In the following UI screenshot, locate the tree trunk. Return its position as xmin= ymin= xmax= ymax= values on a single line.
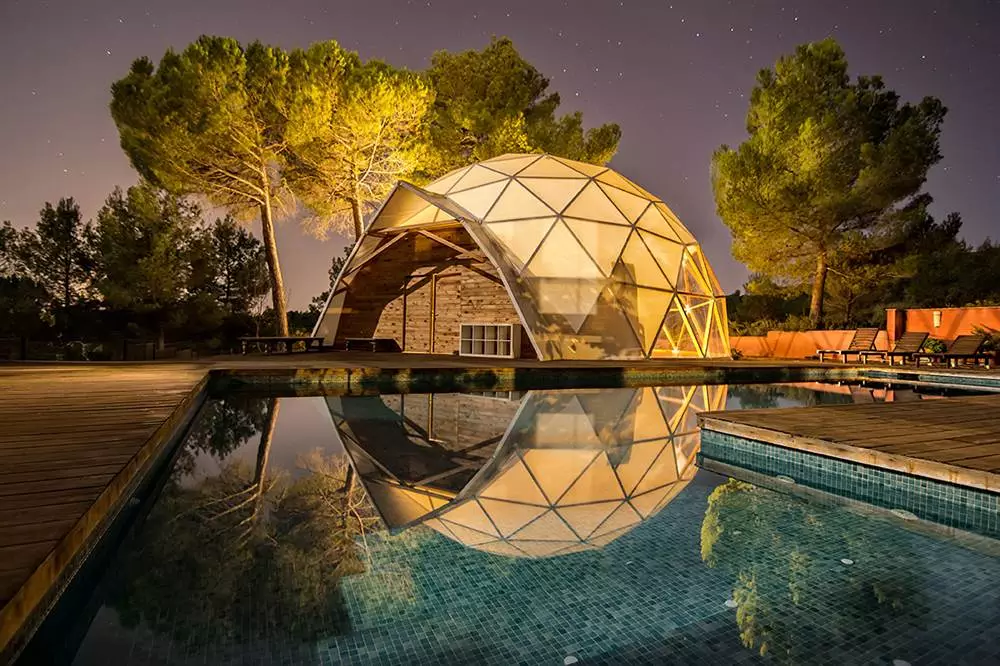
xmin=157 ymin=323 xmax=165 ymax=352
xmin=258 ymin=198 xmax=289 ymax=336
xmin=809 ymin=251 xmax=828 ymax=329
xmin=250 ymin=397 xmax=279 ymax=523
xmin=351 ymin=180 xmax=365 ymax=240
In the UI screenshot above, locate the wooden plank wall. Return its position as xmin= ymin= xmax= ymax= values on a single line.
xmin=337 ymin=227 xmax=534 ymax=358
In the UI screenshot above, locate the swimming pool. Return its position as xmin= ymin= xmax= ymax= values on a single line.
xmin=22 ymin=383 xmax=1000 ymax=665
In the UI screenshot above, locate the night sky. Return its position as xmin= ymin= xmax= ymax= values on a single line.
xmin=2 ymin=0 xmax=998 ymax=308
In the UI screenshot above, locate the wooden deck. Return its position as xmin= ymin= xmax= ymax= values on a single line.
xmin=700 ymin=393 xmax=1000 ymax=493
xmin=0 ymin=365 xmax=206 ymax=659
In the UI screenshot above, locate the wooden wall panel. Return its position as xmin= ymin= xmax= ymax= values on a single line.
xmin=336 ymin=226 xmax=536 ymax=359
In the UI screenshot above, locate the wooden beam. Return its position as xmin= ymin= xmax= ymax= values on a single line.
xmin=417 ymin=229 xmax=485 ymax=261
xmin=343 ymin=231 xmax=411 ymax=278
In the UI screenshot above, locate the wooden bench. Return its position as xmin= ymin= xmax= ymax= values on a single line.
xmin=344 ymin=337 xmax=401 ymax=352
xmin=239 ymin=336 xmax=324 ymax=355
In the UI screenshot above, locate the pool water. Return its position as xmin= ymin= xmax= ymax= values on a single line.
xmin=26 ymin=383 xmax=1000 ymax=665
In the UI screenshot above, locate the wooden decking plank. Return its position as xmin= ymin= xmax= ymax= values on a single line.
xmin=701 ymin=392 xmax=1000 ymax=494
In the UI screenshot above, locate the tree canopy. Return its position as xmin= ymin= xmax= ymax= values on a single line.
xmin=712 ymin=38 xmax=947 ymax=326
xmin=427 ymin=37 xmax=622 ymax=171
xmin=110 ymin=36 xmax=296 ymax=335
xmin=286 ymin=54 xmax=433 ymax=239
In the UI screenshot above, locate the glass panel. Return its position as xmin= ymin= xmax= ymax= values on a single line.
xmin=595 ymin=169 xmax=657 ymax=199
xmin=552 ymin=155 xmax=608 ymax=177
xmin=636 ymin=287 xmax=674 ymax=355
xmin=518 ymin=177 xmax=588 ymax=214
xmin=511 ymin=510 xmax=578 ymax=541
xmin=639 ymin=231 xmax=684 ymax=289
xmin=520 ymin=449 xmax=597 ymax=501
xmin=632 ymin=444 xmax=679 ymax=494
xmin=563 ymin=181 xmax=629 ymax=225
xmin=614 ymin=438 xmax=666 ymax=494
xmin=679 ymin=254 xmax=713 ymax=295
xmin=524 ymin=221 xmax=603 ymax=279
xmin=484 ymin=217 xmax=557 ymax=272
xmin=563 ymin=218 xmax=631 ymax=277
xmin=516 ymin=157 xmax=587 ymax=179
xmin=484 ymin=179 xmax=557 ymax=221
xmin=442 ymin=499 xmax=499 ymax=536
xmin=483 ymin=154 xmax=544 ymax=176
xmin=616 ymin=232 xmax=672 ymax=289
xmin=447 ymin=179 xmax=508 ymax=219
xmin=555 ymin=501 xmax=620 ymax=538
xmin=706 ymin=298 xmax=731 ymax=357
xmin=569 ymin=285 xmax=643 ymax=359
xmin=437 ymin=519 xmax=497 ymax=546
xmin=630 ymin=387 xmax=670 ymax=442
xmin=654 ymin=202 xmax=696 ymax=243
xmin=590 ymin=502 xmax=641 ymax=538
xmin=314 ymin=289 xmax=346 ymax=340
xmin=630 ymin=484 xmax=675 ymax=517
xmin=673 ymin=433 xmax=700 ymax=476
xmin=557 ymin=456 xmax=625 ymax=505
xmin=657 ymin=299 xmax=701 ymax=356
xmin=450 ymin=165 xmax=510 ymax=192
xmin=424 ymin=165 xmax=470 ymax=194
xmin=480 ymin=460 xmax=549 ymax=504
xmin=478 ymin=498 xmax=548 ymax=537
xmin=575 ymin=388 xmax=638 ymax=447
xmin=636 ymin=205 xmax=683 ymax=242
xmin=597 ymin=182 xmax=652 ymax=223
xmin=368 ymin=188 xmax=435 ymax=230
xmin=526 ymin=278 xmax=604 ymax=333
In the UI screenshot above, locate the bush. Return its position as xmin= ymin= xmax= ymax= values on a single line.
xmin=923 ymin=337 xmax=947 ymax=353
xmin=972 ymin=325 xmax=1000 ymax=352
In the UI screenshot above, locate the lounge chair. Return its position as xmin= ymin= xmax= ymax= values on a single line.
xmin=857 ymin=331 xmax=929 ymax=366
xmin=816 ymin=328 xmax=880 ymax=363
xmin=912 ymin=334 xmax=993 ymax=369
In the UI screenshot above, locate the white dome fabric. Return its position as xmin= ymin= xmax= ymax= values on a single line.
xmin=318 ymin=153 xmax=730 ymax=360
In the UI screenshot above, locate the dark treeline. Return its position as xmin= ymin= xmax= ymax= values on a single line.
xmin=727 ymin=217 xmax=1000 ymax=335
xmin=0 ymin=184 xmax=277 ymax=359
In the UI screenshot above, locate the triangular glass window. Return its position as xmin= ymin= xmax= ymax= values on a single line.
xmin=597 ymin=181 xmax=652 ymax=223
xmin=562 ymin=218 xmax=631 ymax=277
xmin=524 ymin=220 xmax=604 ymax=279
xmin=484 ymin=217 xmax=557 ymax=273
xmin=450 ymin=165 xmax=510 ymax=192
xmin=518 ymin=177 xmax=588 ymax=214
xmin=483 ymin=154 xmax=544 ymax=176
xmin=485 ymin=179 xmax=556 ymax=221
xmin=447 ymin=180 xmax=508 ymax=219
xmin=563 ymin=181 xmax=629 ymax=225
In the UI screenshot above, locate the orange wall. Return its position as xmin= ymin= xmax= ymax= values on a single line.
xmin=888 ymin=306 xmax=1000 ymax=343
xmin=732 ymin=330 xmax=889 ymax=359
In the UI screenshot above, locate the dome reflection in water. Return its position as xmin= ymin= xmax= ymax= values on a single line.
xmin=327 ymin=385 xmax=727 ymax=558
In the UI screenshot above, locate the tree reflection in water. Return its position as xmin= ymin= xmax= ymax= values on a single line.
xmin=106 ymin=397 xmax=383 ymax=645
xmin=701 ymin=479 xmax=929 ymax=661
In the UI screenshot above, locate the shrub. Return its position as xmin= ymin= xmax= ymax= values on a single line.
xmin=972 ymin=325 xmax=1000 ymax=352
xmin=923 ymin=337 xmax=947 ymax=353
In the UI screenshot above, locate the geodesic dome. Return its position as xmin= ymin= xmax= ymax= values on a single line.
xmin=315 ymin=153 xmax=730 ymax=359
xmin=328 ymin=385 xmax=728 ymax=558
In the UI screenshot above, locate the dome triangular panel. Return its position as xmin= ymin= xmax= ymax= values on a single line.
xmin=485 ymin=179 xmax=556 ymax=221
xmin=448 ymin=180 xmax=508 ymax=219
xmin=484 ymin=217 xmax=557 ymax=273
xmin=563 ymin=181 xmax=629 ymax=225
xmin=519 ymin=177 xmax=588 ymax=214
xmin=451 ymin=165 xmax=511 ymax=192
xmin=597 ymin=182 xmax=652 ymax=223
xmin=483 ymin=154 xmax=544 ymax=176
